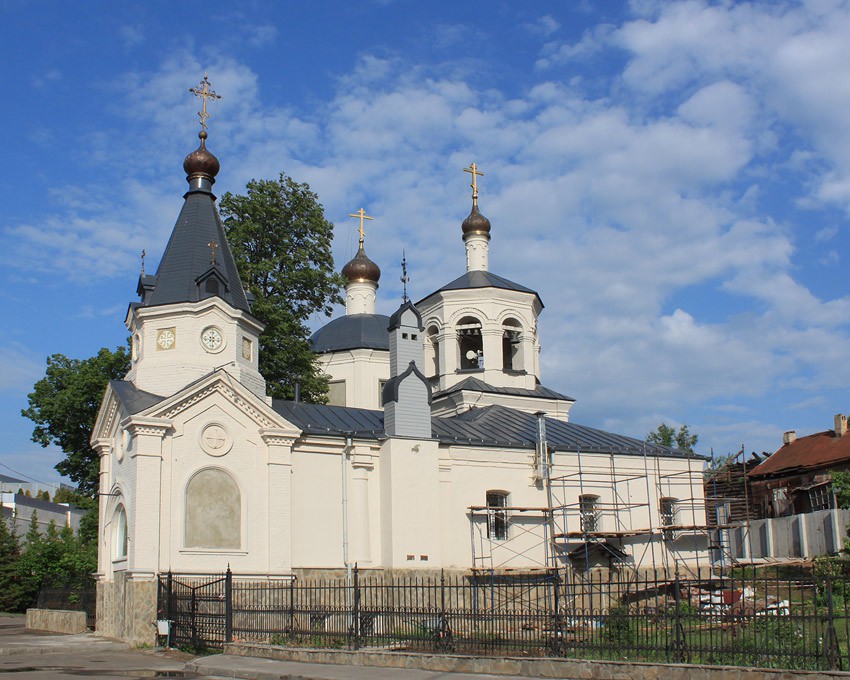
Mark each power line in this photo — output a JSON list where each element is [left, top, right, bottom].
[[0, 460, 63, 490]]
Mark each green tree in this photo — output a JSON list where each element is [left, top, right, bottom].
[[0, 514, 24, 613], [220, 173, 345, 402], [22, 346, 130, 497], [646, 423, 699, 453]]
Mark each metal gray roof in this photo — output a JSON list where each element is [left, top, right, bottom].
[[272, 400, 386, 437], [310, 314, 391, 353], [434, 404, 703, 457], [272, 400, 702, 459], [418, 271, 543, 308], [434, 377, 574, 403], [0, 473, 27, 485], [141, 190, 251, 313], [109, 380, 164, 415]]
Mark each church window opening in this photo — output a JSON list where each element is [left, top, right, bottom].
[[486, 491, 509, 541], [426, 326, 440, 377], [114, 505, 128, 560], [660, 497, 678, 540], [579, 494, 600, 533], [378, 379, 387, 407], [327, 380, 346, 406], [204, 277, 219, 296], [501, 318, 522, 371], [458, 316, 483, 370], [185, 469, 241, 550]]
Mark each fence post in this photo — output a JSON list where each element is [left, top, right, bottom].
[[824, 572, 841, 670], [288, 576, 295, 639], [352, 564, 361, 650], [165, 571, 173, 624], [190, 585, 198, 649], [552, 568, 561, 656], [225, 566, 233, 644], [670, 567, 686, 663]]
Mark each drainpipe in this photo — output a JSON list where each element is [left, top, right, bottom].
[[343, 433, 353, 585]]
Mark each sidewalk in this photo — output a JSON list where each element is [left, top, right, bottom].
[[188, 653, 543, 679], [0, 614, 129, 656]]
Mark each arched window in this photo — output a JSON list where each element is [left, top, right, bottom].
[[185, 469, 241, 549], [486, 490, 509, 541], [579, 494, 600, 533], [114, 505, 128, 560], [502, 318, 522, 371], [425, 325, 440, 377], [457, 316, 483, 370]]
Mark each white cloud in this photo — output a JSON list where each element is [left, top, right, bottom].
[[8, 2, 850, 458]]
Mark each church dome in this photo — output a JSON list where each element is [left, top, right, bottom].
[[342, 246, 381, 284], [183, 131, 220, 181], [461, 204, 491, 238]]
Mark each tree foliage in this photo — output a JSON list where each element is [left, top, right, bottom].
[[646, 423, 699, 453], [831, 470, 850, 510], [0, 514, 24, 613], [220, 173, 345, 402], [22, 346, 130, 497]]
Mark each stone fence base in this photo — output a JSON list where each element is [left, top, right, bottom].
[[222, 643, 850, 680], [26, 609, 87, 634]]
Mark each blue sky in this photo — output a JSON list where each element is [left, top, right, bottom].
[[3, 0, 850, 491]]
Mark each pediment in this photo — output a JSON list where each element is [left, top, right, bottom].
[[91, 384, 124, 444], [138, 370, 301, 436]]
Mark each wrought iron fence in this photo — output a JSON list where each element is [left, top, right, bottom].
[[35, 580, 97, 629], [157, 561, 850, 670]]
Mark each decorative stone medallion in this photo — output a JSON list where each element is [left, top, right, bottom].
[[200, 422, 232, 456], [157, 327, 176, 351]]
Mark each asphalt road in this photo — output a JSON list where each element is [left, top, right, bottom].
[[0, 615, 555, 679]]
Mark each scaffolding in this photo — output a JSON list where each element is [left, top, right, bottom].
[[468, 444, 745, 580]]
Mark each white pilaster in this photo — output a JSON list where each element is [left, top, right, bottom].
[[261, 428, 296, 573], [125, 416, 170, 574], [92, 438, 112, 576], [351, 450, 374, 564]]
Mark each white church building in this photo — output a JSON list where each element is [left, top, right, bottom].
[[92, 112, 708, 642]]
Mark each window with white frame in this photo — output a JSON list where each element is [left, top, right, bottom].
[[660, 497, 678, 540], [486, 491, 509, 541], [114, 505, 128, 560], [579, 494, 600, 533]]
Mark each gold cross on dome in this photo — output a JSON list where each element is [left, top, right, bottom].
[[208, 239, 219, 264], [463, 162, 484, 204], [349, 208, 374, 246], [189, 74, 222, 132]]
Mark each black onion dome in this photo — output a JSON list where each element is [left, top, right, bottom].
[[183, 131, 220, 181], [342, 245, 381, 284], [461, 204, 491, 237]]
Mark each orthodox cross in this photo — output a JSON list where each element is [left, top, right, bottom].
[[349, 208, 373, 246], [140, 249, 146, 276], [400, 251, 410, 303], [463, 162, 484, 205], [189, 74, 222, 132], [208, 239, 219, 265]]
